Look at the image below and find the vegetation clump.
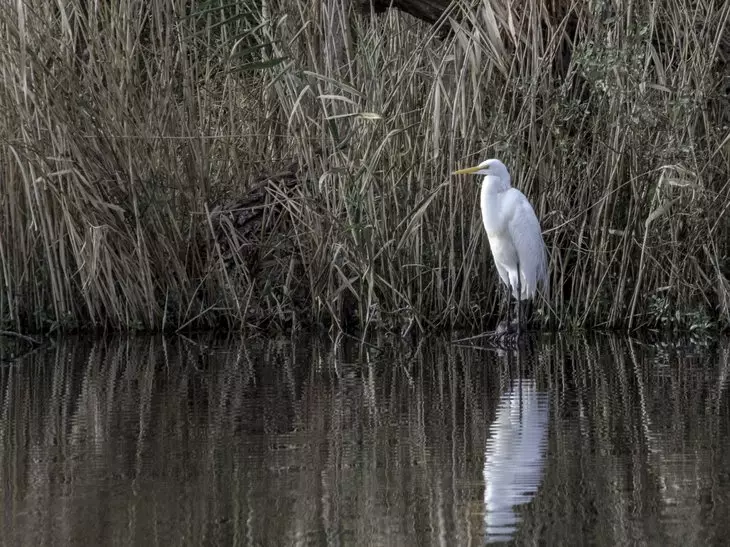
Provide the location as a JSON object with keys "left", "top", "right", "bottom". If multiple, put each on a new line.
{"left": 0, "top": 0, "right": 728, "bottom": 334}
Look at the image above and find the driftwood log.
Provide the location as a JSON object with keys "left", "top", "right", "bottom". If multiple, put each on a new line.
{"left": 208, "top": 163, "right": 300, "bottom": 276}
{"left": 207, "top": 163, "right": 311, "bottom": 326}
{"left": 207, "top": 163, "right": 360, "bottom": 330}
{"left": 357, "top": 0, "right": 450, "bottom": 25}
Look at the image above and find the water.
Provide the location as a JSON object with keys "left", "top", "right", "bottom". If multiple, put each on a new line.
{"left": 1, "top": 333, "right": 729, "bottom": 546}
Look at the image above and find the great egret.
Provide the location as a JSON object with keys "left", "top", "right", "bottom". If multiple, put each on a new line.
{"left": 453, "top": 159, "right": 547, "bottom": 333}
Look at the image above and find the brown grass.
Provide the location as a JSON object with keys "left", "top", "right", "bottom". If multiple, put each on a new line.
{"left": 1, "top": 0, "right": 729, "bottom": 333}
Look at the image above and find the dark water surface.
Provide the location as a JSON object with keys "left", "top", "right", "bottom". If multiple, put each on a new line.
{"left": 1, "top": 334, "right": 729, "bottom": 546}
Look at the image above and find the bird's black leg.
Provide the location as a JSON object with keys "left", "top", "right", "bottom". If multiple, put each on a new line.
{"left": 505, "top": 282, "right": 512, "bottom": 327}
{"left": 516, "top": 263, "right": 522, "bottom": 335}
{"left": 524, "top": 299, "right": 533, "bottom": 328}
{"left": 495, "top": 283, "right": 511, "bottom": 336}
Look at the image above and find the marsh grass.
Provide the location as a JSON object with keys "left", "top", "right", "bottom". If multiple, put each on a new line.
{"left": 1, "top": 0, "right": 729, "bottom": 333}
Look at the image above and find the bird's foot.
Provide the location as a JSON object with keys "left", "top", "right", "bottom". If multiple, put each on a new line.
{"left": 495, "top": 318, "right": 522, "bottom": 337}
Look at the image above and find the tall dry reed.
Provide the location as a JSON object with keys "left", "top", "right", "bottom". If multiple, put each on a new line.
{"left": 1, "top": 0, "right": 729, "bottom": 333}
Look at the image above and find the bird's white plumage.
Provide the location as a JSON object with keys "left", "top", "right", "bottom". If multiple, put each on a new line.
{"left": 473, "top": 159, "right": 547, "bottom": 300}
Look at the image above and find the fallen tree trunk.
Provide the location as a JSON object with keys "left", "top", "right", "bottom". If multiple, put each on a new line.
{"left": 357, "top": 0, "right": 451, "bottom": 25}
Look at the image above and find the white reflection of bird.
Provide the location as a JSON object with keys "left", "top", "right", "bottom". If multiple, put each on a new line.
{"left": 483, "top": 379, "right": 549, "bottom": 543}
{"left": 453, "top": 159, "right": 547, "bottom": 333}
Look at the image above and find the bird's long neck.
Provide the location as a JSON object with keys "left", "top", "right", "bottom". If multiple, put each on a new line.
{"left": 480, "top": 175, "right": 510, "bottom": 233}
{"left": 481, "top": 174, "right": 510, "bottom": 196}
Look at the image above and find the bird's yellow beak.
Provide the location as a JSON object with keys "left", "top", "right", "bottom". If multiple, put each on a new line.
{"left": 452, "top": 165, "right": 482, "bottom": 175}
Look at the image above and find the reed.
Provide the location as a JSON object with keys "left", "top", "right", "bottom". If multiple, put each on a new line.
{"left": 1, "top": 0, "right": 728, "bottom": 333}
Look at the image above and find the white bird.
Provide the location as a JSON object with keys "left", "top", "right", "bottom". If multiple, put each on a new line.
{"left": 453, "top": 159, "right": 547, "bottom": 333}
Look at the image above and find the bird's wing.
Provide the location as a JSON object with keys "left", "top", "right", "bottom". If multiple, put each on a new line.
{"left": 506, "top": 190, "right": 548, "bottom": 297}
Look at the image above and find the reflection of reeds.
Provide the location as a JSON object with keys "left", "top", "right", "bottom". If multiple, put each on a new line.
{"left": 0, "top": 335, "right": 728, "bottom": 544}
